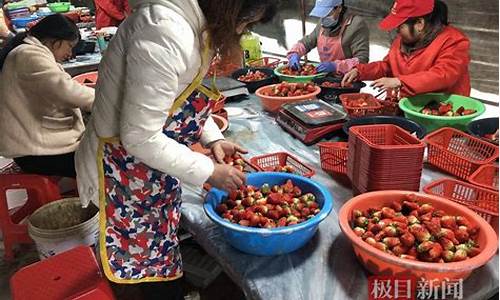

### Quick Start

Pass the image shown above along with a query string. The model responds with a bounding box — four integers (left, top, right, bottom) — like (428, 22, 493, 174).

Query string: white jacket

(0, 36, 94, 158)
(75, 0, 223, 207)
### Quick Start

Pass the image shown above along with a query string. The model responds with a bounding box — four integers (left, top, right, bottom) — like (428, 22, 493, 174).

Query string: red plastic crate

(347, 125, 425, 193)
(250, 152, 315, 178)
(318, 142, 348, 175)
(423, 178, 499, 235)
(469, 164, 499, 191)
(339, 93, 383, 118)
(424, 127, 499, 180)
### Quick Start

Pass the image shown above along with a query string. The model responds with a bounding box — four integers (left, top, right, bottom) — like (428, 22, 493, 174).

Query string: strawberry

(417, 241, 434, 253)
(249, 215, 261, 227)
(410, 224, 431, 242)
(242, 196, 255, 207)
(456, 216, 471, 227)
(438, 237, 456, 251)
(371, 210, 382, 219)
(420, 212, 433, 222)
(383, 225, 399, 237)
(432, 209, 445, 217)
(254, 191, 263, 199)
(271, 185, 281, 193)
(393, 215, 408, 225)
(226, 199, 237, 208)
(381, 207, 396, 219)
(402, 200, 419, 212)
(453, 249, 468, 262)
(430, 217, 442, 227)
(427, 243, 443, 260)
(441, 216, 457, 230)
(255, 198, 267, 206)
(409, 210, 419, 217)
(228, 190, 239, 200)
(301, 207, 311, 217)
(266, 210, 280, 220)
(391, 221, 408, 231)
(355, 216, 369, 228)
(295, 202, 305, 211)
(353, 227, 366, 237)
(383, 237, 401, 248)
(455, 226, 470, 243)
(261, 184, 271, 194)
(405, 193, 419, 202)
(442, 250, 455, 262)
(254, 205, 268, 214)
(239, 220, 250, 226)
(467, 226, 479, 238)
(392, 245, 408, 256)
(390, 200, 403, 212)
(308, 202, 319, 209)
(275, 205, 284, 216)
(400, 232, 416, 247)
(282, 206, 292, 216)
(292, 186, 302, 197)
(291, 209, 302, 218)
(222, 212, 233, 221)
(407, 215, 420, 225)
(423, 220, 441, 236)
(216, 203, 229, 214)
(287, 215, 299, 223)
(374, 242, 388, 252)
(277, 217, 287, 227)
(378, 218, 393, 228)
(407, 246, 418, 257)
(263, 220, 276, 228)
(375, 231, 387, 242)
(368, 223, 383, 234)
(365, 237, 377, 246)
(400, 254, 417, 260)
(283, 180, 294, 193)
(362, 231, 375, 240)
(467, 247, 481, 258)
(418, 203, 434, 215)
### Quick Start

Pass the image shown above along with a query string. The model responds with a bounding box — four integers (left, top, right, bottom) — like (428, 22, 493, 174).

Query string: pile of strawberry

(281, 64, 318, 76)
(421, 101, 476, 116)
(216, 180, 320, 228)
(261, 82, 317, 97)
(273, 165, 296, 174)
(321, 81, 352, 88)
(223, 154, 248, 172)
(351, 195, 481, 263)
(237, 70, 269, 82)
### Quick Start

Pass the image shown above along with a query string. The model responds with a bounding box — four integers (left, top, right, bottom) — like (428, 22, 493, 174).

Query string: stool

(0, 162, 61, 261)
(10, 246, 115, 300)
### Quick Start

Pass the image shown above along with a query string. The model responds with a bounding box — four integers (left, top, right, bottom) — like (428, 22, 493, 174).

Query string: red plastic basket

(250, 152, 315, 178)
(247, 56, 282, 69)
(339, 93, 383, 118)
(469, 164, 499, 191)
(318, 142, 348, 175)
(347, 125, 425, 193)
(423, 178, 499, 234)
(424, 127, 499, 180)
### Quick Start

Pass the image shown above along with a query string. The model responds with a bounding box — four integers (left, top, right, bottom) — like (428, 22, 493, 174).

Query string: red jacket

(94, 0, 130, 29)
(357, 26, 471, 97)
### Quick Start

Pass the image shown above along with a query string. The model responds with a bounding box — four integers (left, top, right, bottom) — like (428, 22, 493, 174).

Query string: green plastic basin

(399, 93, 485, 133)
(273, 63, 326, 83)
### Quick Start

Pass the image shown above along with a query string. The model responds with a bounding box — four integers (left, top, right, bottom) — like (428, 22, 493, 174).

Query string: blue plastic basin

(204, 172, 333, 256)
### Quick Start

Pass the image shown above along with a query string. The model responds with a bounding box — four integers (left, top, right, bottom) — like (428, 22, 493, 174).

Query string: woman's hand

(341, 68, 359, 87)
(208, 164, 246, 192)
(371, 77, 401, 92)
(209, 140, 248, 164)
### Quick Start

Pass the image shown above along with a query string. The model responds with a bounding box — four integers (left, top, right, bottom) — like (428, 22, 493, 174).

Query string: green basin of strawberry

(215, 179, 320, 228)
(350, 194, 481, 263)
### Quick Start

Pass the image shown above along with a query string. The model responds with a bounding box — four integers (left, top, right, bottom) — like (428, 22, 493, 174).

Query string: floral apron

(97, 42, 220, 284)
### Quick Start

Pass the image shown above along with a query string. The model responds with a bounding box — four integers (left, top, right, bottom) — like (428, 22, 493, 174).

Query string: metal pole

(300, 0, 308, 64)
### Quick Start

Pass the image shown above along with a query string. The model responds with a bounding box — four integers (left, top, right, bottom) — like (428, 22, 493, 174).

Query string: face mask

(321, 16, 339, 28)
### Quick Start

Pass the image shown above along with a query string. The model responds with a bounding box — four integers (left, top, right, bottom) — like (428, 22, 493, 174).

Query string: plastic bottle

(240, 32, 262, 66)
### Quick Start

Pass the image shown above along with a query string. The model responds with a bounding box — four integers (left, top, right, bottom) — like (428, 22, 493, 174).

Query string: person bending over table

(342, 0, 471, 97)
(0, 14, 94, 178)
